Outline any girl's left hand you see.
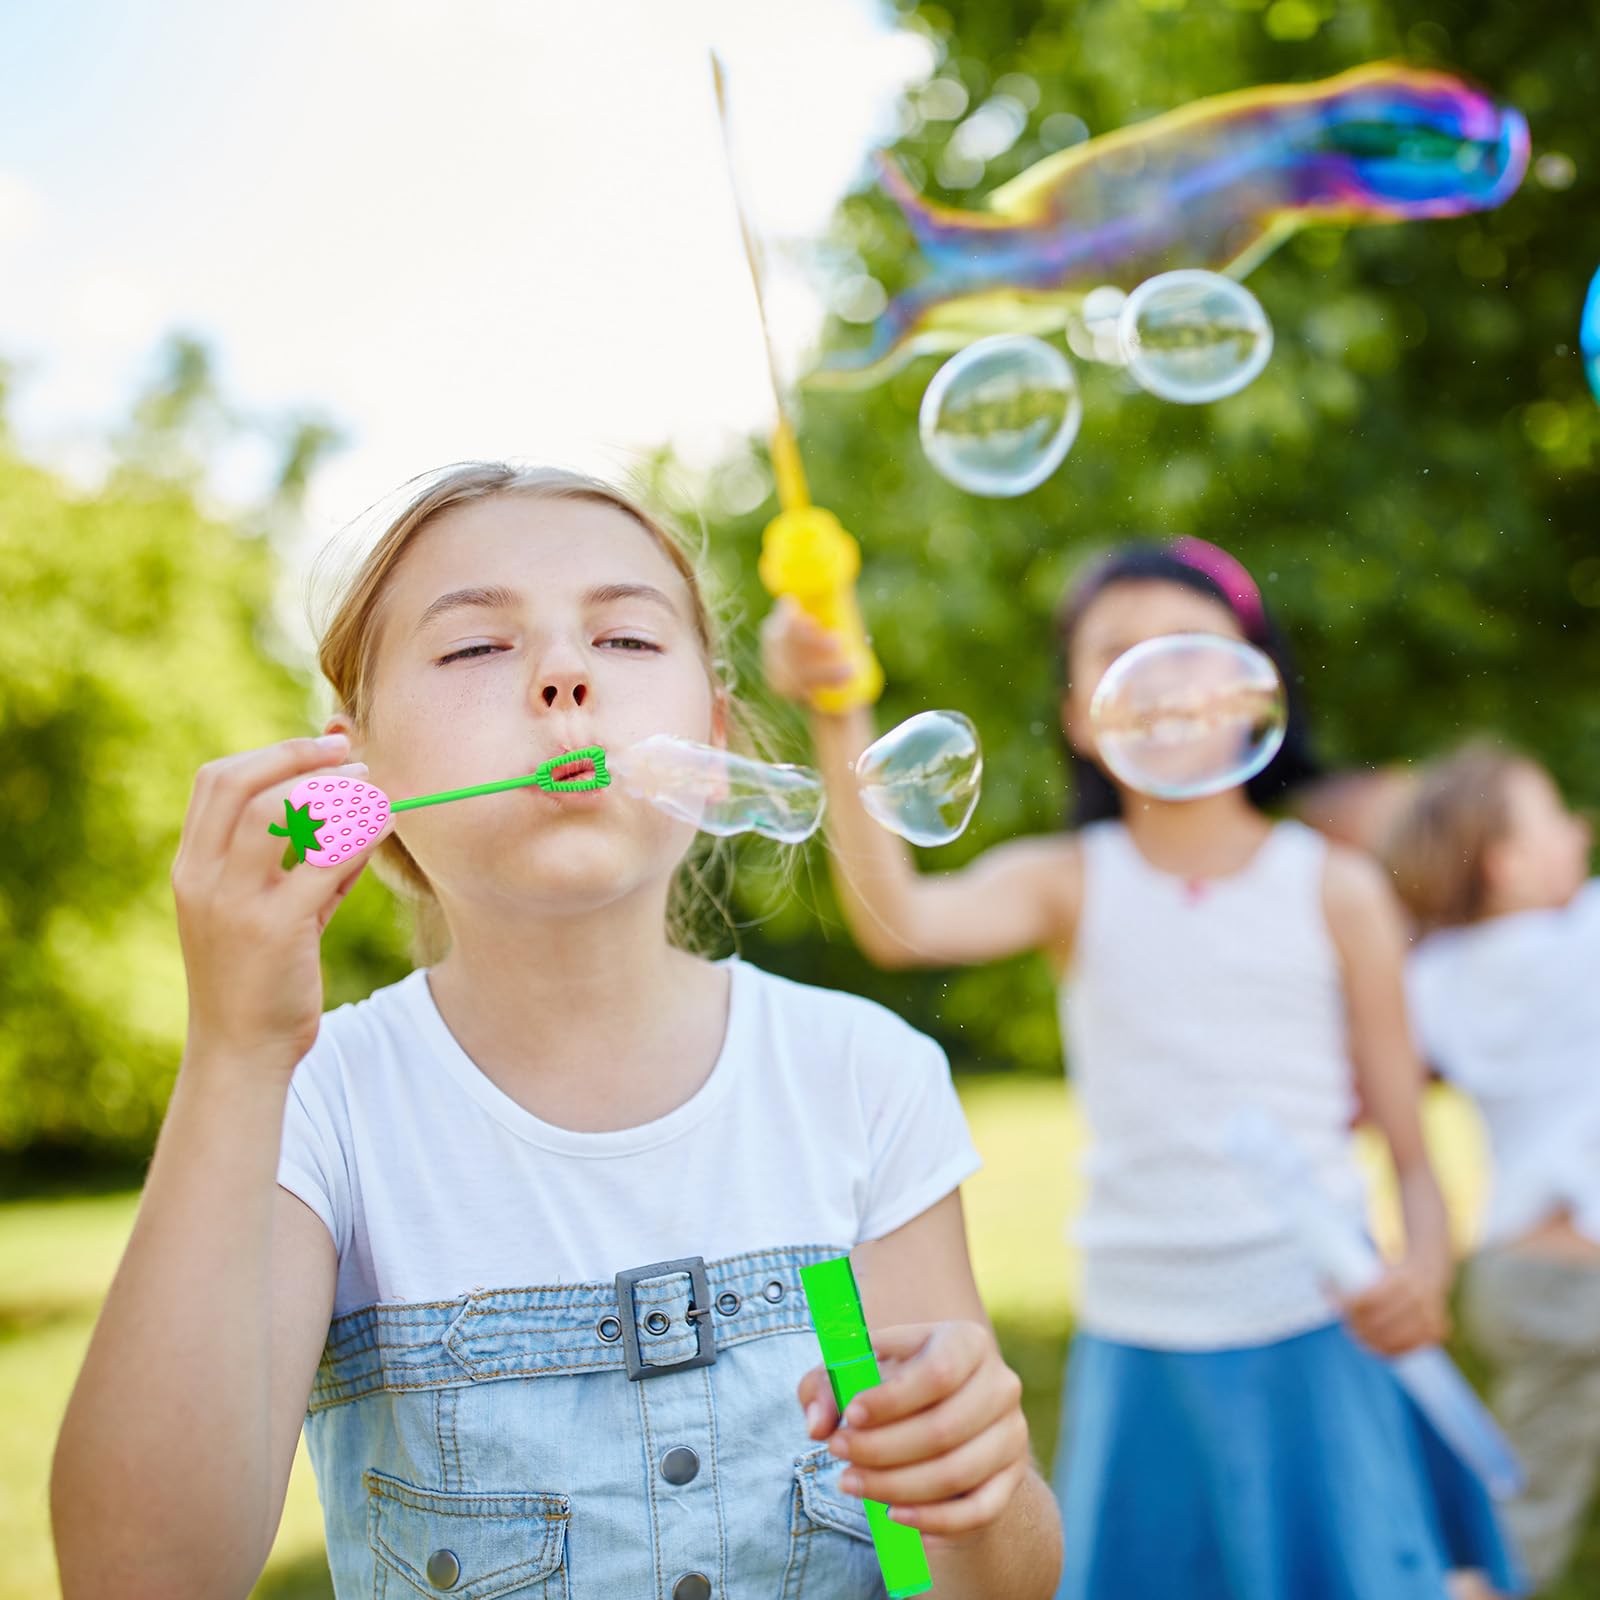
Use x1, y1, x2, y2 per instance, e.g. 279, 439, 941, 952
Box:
796, 1320, 1031, 1543
1342, 1259, 1451, 1356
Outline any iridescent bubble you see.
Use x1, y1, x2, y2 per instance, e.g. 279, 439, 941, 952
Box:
1582, 264, 1600, 406
918, 335, 1082, 497
853, 711, 983, 846
1116, 270, 1274, 404
611, 736, 824, 843
1089, 634, 1286, 801
816, 64, 1526, 388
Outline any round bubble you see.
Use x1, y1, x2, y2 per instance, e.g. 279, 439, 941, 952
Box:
1116, 270, 1274, 404
1089, 633, 1286, 801
1582, 264, 1600, 406
854, 710, 983, 846
918, 335, 1082, 497
1068, 285, 1129, 366
611, 735, 824, 843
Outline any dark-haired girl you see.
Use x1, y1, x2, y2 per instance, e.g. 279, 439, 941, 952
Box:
764, 536, 1522, 1600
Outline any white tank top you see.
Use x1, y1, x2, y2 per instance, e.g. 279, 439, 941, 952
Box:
1060, 819, 1369, 1349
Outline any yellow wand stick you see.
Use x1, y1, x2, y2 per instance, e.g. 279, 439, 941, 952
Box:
709, 50, 883, 713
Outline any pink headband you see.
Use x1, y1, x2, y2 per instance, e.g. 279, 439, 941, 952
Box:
1169, 536, 1266, 637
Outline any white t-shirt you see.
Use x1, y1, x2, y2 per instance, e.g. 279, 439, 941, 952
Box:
1407, 879, 1600, 1247
277, 957, 982, 1318
1060, 820, 1367, 1349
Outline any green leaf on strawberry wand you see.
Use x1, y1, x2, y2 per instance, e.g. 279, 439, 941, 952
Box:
268, 797, 329, 864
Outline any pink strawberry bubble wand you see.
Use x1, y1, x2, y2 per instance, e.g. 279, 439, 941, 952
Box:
268, 746, 609, 868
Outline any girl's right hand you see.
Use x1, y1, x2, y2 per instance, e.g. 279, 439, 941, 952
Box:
171, 733, 384, 1077
1342, 1260, 1451, 1356
759, 597, 857, 705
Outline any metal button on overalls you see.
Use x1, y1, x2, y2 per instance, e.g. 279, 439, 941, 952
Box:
660, 1445, 700, 1485
424, 1548, 461, 1588
672, 1573, 712, 1600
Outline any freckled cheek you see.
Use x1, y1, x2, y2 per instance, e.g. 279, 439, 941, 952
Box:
372, 683, 505, 785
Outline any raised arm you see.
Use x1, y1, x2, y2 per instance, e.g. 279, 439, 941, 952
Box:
763, 599, 1080, 970
52, 734, 369, 1598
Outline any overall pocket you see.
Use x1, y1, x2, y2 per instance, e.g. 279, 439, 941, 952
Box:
365, 1469, 569, 1600
781, 1443, 886, 1599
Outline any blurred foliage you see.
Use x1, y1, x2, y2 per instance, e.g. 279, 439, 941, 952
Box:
664, 0, 1600, 1079
4, 0, 1600, 1162
0, 338, 409, 1165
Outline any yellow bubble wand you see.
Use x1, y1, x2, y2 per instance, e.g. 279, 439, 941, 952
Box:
709, 51, 883, 713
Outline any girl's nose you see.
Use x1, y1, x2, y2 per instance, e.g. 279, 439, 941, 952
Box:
531, 635, 591, 710
539, 673, 588, 709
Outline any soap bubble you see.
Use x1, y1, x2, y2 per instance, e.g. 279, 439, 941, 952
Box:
918, 336, 1082, 497
1068, 285, 1129, 366
1582, 264, 1600, 406
611, 736, 824, 843
1089, 634, 1286, 801
854, 711, 983, 846
1116, 270, 1273, 404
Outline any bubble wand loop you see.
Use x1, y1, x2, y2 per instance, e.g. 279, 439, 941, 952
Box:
708, 50, 883, 714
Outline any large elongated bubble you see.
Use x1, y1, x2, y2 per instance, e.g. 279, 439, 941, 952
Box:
853, 711, 983, 846
918, 336, 1082, 496
611, 736, 825, 843
1117, 271, 1273, 403
813, 63, 1528, 388
1089, 634, 1286, 801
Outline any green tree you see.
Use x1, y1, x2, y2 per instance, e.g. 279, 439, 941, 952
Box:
670, 0, 1600, 1079
0, 336, 408, 1167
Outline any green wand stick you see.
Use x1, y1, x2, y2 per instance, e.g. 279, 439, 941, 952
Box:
799, 1254, 933, 1598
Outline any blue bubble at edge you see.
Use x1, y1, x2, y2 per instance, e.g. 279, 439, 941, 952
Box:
1583, 265, 1600, 406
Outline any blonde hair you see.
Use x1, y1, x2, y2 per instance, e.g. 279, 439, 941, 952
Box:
1381, 740, 1524, 933
310, 462, 765, 965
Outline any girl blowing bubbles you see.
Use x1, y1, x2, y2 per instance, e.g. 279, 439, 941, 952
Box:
50, 465, 1061, 1600
764, 539, 1522, 1600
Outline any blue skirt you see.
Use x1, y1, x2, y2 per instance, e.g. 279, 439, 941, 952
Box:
1051, 1321, 1526, 1600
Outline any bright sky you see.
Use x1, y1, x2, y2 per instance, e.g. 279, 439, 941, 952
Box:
1, 1, 935, 557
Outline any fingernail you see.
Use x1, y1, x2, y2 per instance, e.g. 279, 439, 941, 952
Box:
316, 733, 349, 751
844, 1402, 866, 1426
840, 1471, 862, 1493
805, 1403, 824, 1432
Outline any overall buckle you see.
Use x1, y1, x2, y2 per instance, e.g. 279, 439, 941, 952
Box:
613, 1255, 717, 1382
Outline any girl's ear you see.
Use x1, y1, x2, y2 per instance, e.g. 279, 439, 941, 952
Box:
1480, 833, 1517, 907
323, 714, 361, 759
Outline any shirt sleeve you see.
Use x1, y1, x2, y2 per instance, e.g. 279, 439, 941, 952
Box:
856, 1018, 984, 1244
276, 1026, 354, 1260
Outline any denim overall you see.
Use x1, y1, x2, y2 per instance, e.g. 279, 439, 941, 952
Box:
303, 1243, 889, 1599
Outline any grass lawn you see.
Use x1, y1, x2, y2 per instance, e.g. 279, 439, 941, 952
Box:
3, 1079, 1594, 1598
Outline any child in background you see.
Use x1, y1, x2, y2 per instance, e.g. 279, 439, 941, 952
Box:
1386, 741, 1600, 1595
765, 536, 1524, 1600
51, 464, 1062, 1600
